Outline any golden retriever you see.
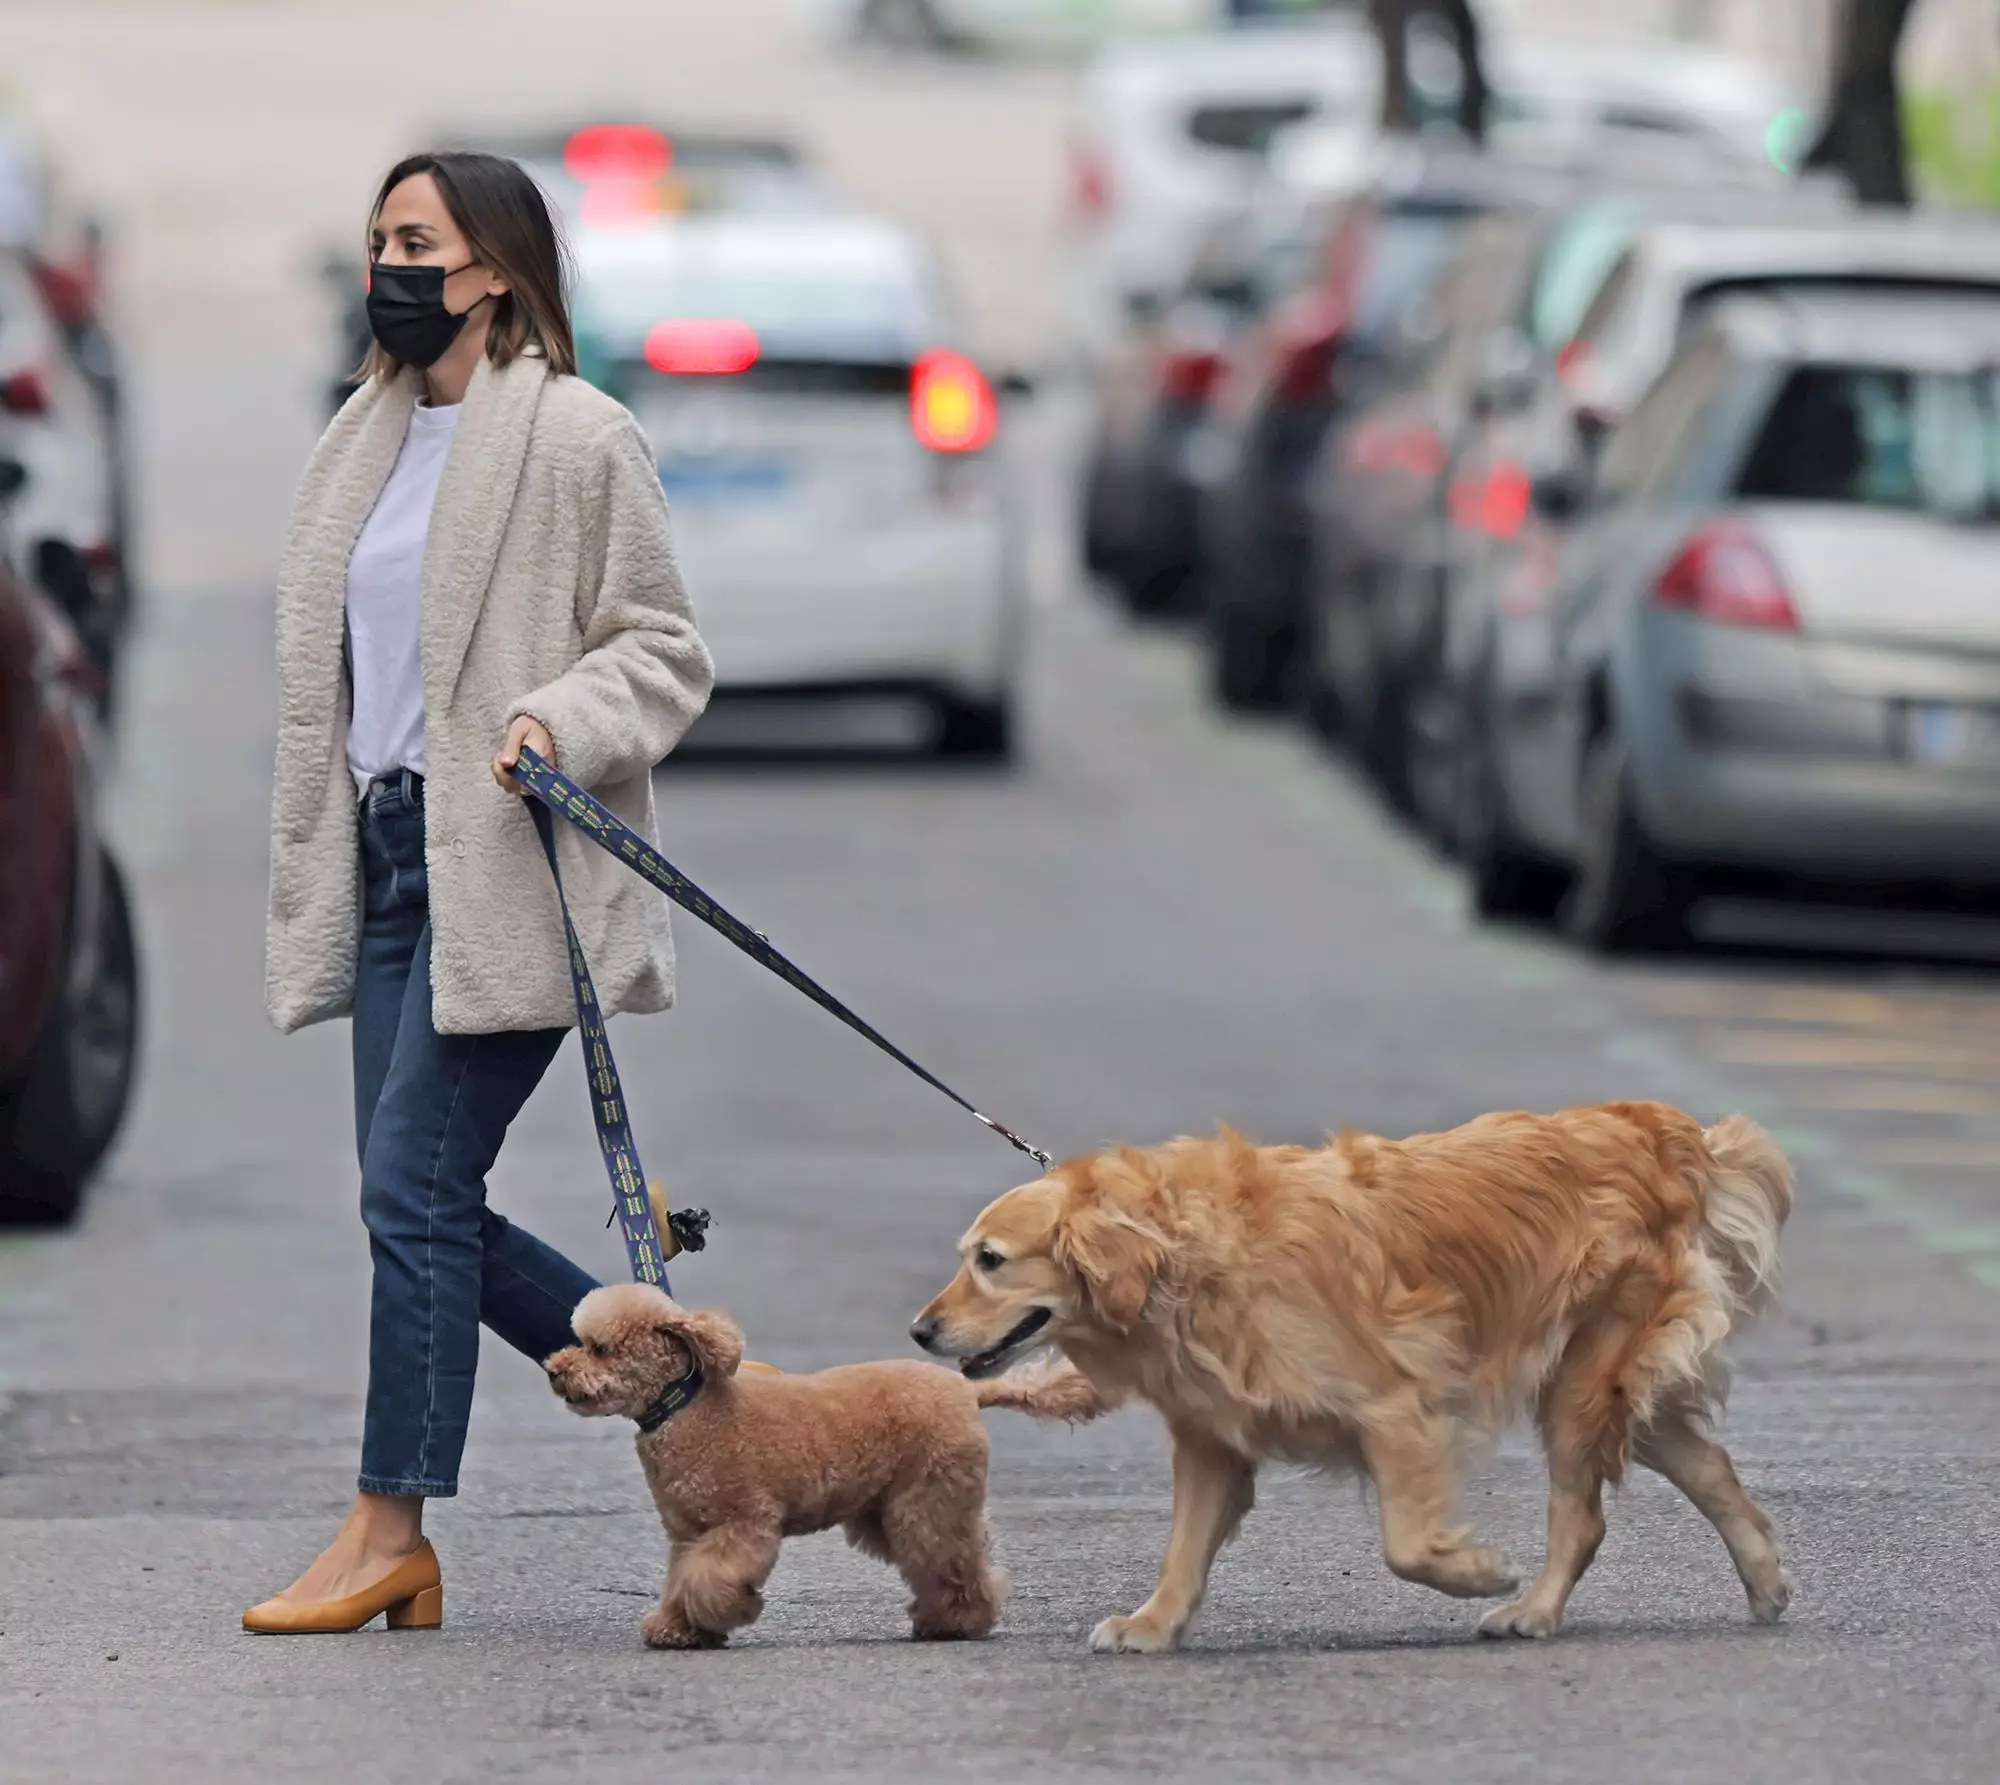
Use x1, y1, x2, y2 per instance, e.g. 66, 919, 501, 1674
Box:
547, 1283, 1102, 1648
912, 1101, 1794, 1653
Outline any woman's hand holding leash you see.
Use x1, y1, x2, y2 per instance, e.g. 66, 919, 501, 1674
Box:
494, 714, 555, 795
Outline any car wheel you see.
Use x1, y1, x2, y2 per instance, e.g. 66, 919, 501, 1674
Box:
1562, 733, 1691, 953
934, 692, 1015, 762
1208, 601, 1293, 713
1461, 715, 1567, 923
0, 849, 141, 1223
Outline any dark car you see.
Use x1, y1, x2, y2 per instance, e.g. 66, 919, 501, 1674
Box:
319, 124, 826, 414
1194, 143, 1570, 714
0, 454, 139, 1222
1081, 191, 1314, 617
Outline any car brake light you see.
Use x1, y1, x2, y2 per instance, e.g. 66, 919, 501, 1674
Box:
1070, 141, 1110, 221
564, 124, 673, 184
911, 350, 997, 454
1158, 346, 1221, 405
1448, 460, 1531, 539
1652, 522, 1798, 630
643, 319, 760, 375
1555, 339, 1591, 388
32, 258, 96, 328
0, 369, 49, 416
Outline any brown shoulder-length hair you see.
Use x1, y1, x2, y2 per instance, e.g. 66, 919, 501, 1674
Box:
357, 150, 577, 384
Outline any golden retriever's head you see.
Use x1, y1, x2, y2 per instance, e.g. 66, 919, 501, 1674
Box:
911, 1157, 1170, 1377
544, 1283, 744, 1419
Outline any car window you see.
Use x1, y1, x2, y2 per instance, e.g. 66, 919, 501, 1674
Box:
1184, 100, 1320, 155
576, 256, 936, 363
1595, 334, 1731, 502
1359, 208, 1480, 359
1737, 363, 2000, 522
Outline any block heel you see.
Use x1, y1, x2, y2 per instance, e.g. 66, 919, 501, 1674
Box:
386, 1584, 444, 1630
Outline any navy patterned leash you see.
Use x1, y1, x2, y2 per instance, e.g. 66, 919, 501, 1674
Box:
527, 793, 694, 1296
514, 746, 1055, 1217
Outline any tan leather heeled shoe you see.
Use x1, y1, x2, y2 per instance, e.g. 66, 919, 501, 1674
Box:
242, 1539, 442, 1635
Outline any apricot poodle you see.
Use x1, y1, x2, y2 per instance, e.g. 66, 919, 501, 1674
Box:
547, 1283, 1101, 1649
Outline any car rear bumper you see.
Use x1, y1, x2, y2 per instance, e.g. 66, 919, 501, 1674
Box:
683, 525, 1015, 700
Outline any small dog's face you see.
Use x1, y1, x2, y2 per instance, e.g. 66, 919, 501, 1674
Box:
912, 1162, 1165, 1377
545, 1283, 744, 1420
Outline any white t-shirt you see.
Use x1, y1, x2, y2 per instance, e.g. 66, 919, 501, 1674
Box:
345, 401, 460, 797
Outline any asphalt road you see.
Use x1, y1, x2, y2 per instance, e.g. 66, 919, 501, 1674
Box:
5, 5, 2000, 1781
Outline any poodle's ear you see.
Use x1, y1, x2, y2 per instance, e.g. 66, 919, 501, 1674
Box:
1053, 1191, 1165, 1332
653, 1301, 744, 1379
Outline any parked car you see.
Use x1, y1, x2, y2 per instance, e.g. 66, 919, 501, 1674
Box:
1065, 19, 1379, 362
1353, 173, 1853, 829
1435, 211, 2000, 914
573, 212, 1028, 758
1464, 286, 2000, 951
0, 243, 123, 702
1081, 186, 1315, 615
0, 454, 140, 1222
319, 123, 827, 414
792, 0, 1225, 53
1200, 142, 1570, 712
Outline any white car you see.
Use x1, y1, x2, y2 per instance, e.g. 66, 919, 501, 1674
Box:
0, 244, 119, 679
573, 215, 1026, 758
793, 0, 1222, 53
1067, 19, 1379, 356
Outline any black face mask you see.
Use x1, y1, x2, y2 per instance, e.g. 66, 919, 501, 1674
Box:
365, 260, 485, 369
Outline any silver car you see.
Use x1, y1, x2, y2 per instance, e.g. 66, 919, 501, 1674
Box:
1468, 285, 2000, 950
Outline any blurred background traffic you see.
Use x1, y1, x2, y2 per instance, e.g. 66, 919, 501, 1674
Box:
6, 0, 2000, 1225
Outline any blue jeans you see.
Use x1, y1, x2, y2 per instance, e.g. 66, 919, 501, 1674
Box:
352, 770, 599, 1497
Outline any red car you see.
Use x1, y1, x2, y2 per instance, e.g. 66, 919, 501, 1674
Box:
0, 454, 139, 1222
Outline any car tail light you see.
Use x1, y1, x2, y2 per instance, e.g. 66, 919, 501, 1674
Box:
32, 258, 96, 328
1274, 333, 1338, 406
1449, 459, 1532, 539
564, 124, 673, 183
643, 319, 760, 376
1157, 345, 1222, 405
1555, 339, 1591, 389
910, 350, 997, 454
0, 369, 49, 416
1070, 141, 1110, 221
1652, 522, 1798, 631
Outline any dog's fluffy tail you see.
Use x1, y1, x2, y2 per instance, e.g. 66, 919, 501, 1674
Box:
974, 1358, 1114, 1424
1697, 1115, 1795, 1315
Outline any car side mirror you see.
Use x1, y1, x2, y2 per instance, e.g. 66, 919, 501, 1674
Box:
1572, 403, 1616, 453
997, 370, 1036, 399
0, 457, 26, 501
1530, 469, 1587, 522
1124, 287, 1166, 326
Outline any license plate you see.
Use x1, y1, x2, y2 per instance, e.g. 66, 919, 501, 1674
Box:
657, 458, 793, 504
1908, 702, 2000, 766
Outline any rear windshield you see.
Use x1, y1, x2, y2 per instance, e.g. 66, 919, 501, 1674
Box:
577, 261, 935, 364
1737, 363, 2000, 522
1185, 99, 1320, 155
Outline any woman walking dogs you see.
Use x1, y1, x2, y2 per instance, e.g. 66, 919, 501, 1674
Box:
246, 153, 712, 1633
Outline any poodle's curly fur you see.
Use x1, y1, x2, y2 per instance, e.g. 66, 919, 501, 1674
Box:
547, 1283, 1101, 1649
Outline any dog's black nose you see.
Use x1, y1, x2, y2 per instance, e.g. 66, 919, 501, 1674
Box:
910, 1315, 941, 1353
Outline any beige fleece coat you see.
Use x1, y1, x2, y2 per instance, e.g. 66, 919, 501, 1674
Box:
266, 352, 713, 1035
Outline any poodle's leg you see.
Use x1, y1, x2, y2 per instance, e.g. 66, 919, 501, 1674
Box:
843, 1507, 894, 1565
1090, 1426, 1255, 1655
1635, 1399, 1790, 1625
1361, 1413, 1519, 1600
1480, 1336, 1625, 1640
642, 1524, 780, 1649
881, 1456, 1007, 1641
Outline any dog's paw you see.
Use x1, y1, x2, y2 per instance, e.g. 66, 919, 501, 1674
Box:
1747, 1566, 1793, 1626
1088, 1614, 1180, 1655
1477, 1599, 1562, 1640
641, 1609, 725, 1650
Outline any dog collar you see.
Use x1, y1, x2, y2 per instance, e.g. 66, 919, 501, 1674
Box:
635, 1367, 705, 1433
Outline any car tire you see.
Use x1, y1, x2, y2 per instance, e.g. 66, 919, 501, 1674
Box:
1563, 733, 1691, 953
934, 692, 1015, 762
1461, 719, 1567, 923
0, 849, 141, 1224
1208, 599, 1293, 713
